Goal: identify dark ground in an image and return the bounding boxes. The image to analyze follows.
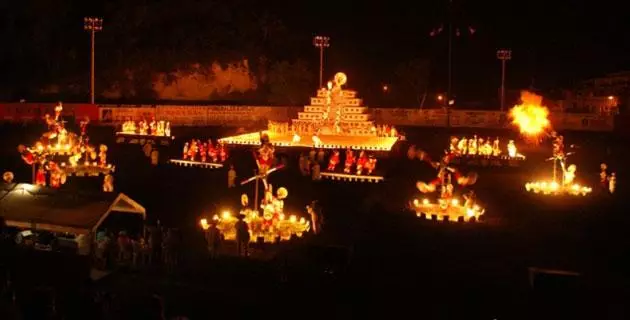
[1,123,630,319]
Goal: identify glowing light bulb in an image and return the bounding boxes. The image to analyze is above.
[422,198,430,205]
[222,211,231,219]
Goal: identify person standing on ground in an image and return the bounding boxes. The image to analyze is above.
[205,221,222,259]
[311,162,321,181]
[317,149,325,164]
[150,148,159,166]
[235,215,250,257]
[228,165,237,188]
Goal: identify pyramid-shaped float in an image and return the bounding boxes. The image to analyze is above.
[220,72,399,151]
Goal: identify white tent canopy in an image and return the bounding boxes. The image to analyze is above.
[0,183,146,235]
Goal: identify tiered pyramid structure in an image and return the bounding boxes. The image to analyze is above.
[292,86,375,136]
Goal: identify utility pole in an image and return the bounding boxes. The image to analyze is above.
[313,35,330,88]
[497,49,512,111]
[84,17,103,104]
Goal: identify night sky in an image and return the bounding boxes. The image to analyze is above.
[2,0,629,104]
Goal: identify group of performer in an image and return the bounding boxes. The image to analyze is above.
[328,149,378,175]
[121,118,171,137]
[182,139,229,163]
[449,136,519,158]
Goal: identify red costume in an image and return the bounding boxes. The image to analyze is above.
[365,157,377,175]
[256,143,275,174]
[356,151,368,175]
[416,151,477,194]
[344,150,355,173]
[200,143,207,162]
[219,144,228,162]
[36,167,46,186]
[328,150,340,171]
[208,142,217,162]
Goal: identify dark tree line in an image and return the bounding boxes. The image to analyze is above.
[0,0,316,105]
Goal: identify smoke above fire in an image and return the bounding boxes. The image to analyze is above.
[509,91,551,137]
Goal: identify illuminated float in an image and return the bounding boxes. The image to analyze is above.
[448,136,525,167]
[320,148,383,183]
[17,103,115,191]
[509,91,592,196]
[168,138,229,169]
[200,188,310,243]
[115,118,174,146]
[411,151,484,222]
[219,72,400,152]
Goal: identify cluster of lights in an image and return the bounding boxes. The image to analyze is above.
[119,120,172,137]
[200,210,310,243]
[525,181,592,196]
[450,136,525,160]
[412,197,484,222]
[320,172,383,183]
[19,103,114,187]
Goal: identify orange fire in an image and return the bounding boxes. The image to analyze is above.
[509,91,550,137]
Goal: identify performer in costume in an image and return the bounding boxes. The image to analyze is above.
[256,143,275,175]
[98,145,108,166]
[562,164,577,186]
[188,140,198,161]
[200,143,207,162]
[327,150,340,171]
[344,149,355,173]
[103,174,114,192]
[356,151,368,175]
[18,145,35,165]
[600,163,609,188]
[36,167,47,186]
[416,151,478,194]
[365,156,377,175]
[219,143,228,162]
[208,140,218,162]
[492,137,501,157]
[182,142,189,160]
[507,140,517,158]
[457,137,468,155]
[468,135,478,155]
[449,137,459,155]
[165,122,171,137]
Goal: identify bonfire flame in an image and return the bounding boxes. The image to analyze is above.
[509,91,551,138]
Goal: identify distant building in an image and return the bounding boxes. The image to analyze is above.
[569,71,630,114]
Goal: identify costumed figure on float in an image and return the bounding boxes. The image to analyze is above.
[327,150,340,171]
[356,151,368,175]
[343,149,355,174]
[412,150,484,221]
[256,139,275,176]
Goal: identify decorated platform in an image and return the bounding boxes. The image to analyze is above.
[219,72,400,152]
[448,136,526,167]
[17,103,115,191]
[412,197,484,222]
[411,150,485,223]
[219,131,398,152]
[169,138,229,169]
[168,159,223,169]
[116,133,175,146]
[116,119,174,145]
[320,172,384,183]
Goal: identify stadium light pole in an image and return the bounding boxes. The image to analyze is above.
[313,35,330,89]
[497,49,512,111]
[84,17,103,104]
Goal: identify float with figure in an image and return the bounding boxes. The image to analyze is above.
[411,150,485,222]
[116,117,175,146]
[168,138,229,169]
[509,91,592,196]
[219,72,398,183]
[17,102,115,191]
